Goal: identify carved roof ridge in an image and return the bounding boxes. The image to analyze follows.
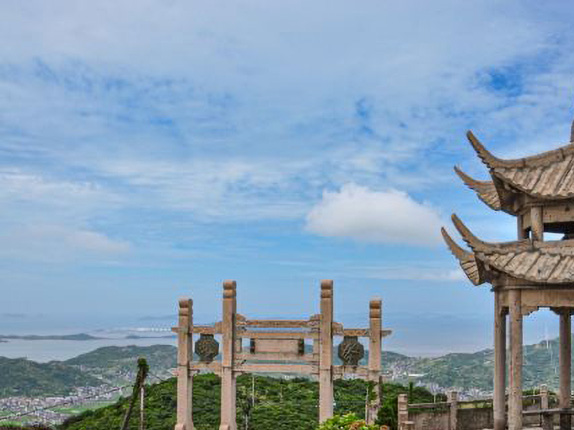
[450,213,536,253]
[441,227,484,286]
[454,166,490,188]
[454,166,502,211]
[533,238,574,250]
[441,227,472,261]
[467,130,574,170]
[450,214,494,251]
[466,131,510,169]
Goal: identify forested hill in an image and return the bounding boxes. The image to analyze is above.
[0,337,571,398]
[60,374,435,430]
[396,337,569,391]
[65,344,176,373]
[0,357,101,397]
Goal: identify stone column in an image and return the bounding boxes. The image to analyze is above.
[540,385,549,410]
[220,281,237,430]
[366,299,382,424]
[508,289,523,430]
[397,394,408,430]
[530,206,544,241]
[493,291,507,430]
[175,298,193,430]
[448,391,458,430]
[319,280,334,423]
[559,309,572,430]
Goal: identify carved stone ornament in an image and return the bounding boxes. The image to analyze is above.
[195,334,219,363]
[338,335,364,366]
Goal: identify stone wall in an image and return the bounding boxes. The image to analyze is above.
[457,408,492,430]
[411,410,448,430]
[402,391,552,430]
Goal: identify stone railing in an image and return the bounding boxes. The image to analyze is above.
[398,387,556,430]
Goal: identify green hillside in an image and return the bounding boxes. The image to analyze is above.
[65,345,176,374]
[0,357,101,397]
[0,336,569,400]
[60,374,434,430]
[397,337,571,391]
[408,349,494,390]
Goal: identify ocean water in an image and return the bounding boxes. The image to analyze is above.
[0,330,177,362]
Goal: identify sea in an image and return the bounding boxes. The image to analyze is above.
[0,328,177,362]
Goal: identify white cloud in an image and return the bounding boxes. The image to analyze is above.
[306,184,443,246]
[0,168,109,206]
[59,228,130,255]
[364,267,466,282]
[0,225,130,263]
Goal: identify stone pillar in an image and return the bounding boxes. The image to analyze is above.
[319,280,334,423]
[220,281,237,430]
[397,394,408,430]
[508,289,523,430]
[367,299,382,424]
[559,309,572,430]
[175,298,193,430]
[540,385,549,410]
[494,291,507,430]
[448,391,458,430]
[530,206,544,241]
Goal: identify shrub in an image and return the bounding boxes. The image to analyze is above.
[317,413,379,430]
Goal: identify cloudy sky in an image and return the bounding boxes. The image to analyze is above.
[1,0,574,355]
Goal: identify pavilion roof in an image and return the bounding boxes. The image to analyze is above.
[443,214,574,286]
[454,166,501,211]
[456,131,574,210]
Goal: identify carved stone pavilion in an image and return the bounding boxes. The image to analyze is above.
[442,124,574,430]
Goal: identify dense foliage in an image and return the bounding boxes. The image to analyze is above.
[60,374,434,430]
[0,426,53,429]
[65,345,176,373]
[317,413,379,430]
[0,427,53,429]
[0,357,101,397]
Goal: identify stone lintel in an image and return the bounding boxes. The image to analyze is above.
[240,330,318,339]
[332,365,370,379]
[498,288,574,312]
[244,319,309,328]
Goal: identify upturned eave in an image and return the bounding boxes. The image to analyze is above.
[446,215,574,285]
[466,131,574,200]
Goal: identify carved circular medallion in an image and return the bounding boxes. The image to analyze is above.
[338,335,364,366]
[195,334,219,363]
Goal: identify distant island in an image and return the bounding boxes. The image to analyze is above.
[0,333,104,341]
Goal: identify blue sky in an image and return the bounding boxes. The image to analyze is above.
[1,1,574,355]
